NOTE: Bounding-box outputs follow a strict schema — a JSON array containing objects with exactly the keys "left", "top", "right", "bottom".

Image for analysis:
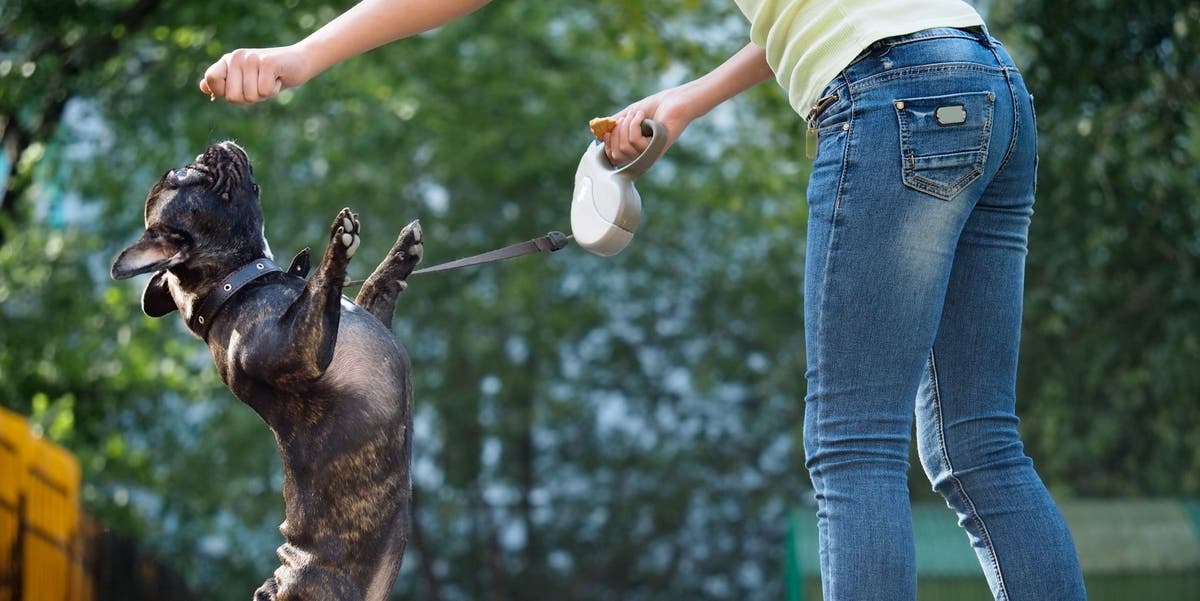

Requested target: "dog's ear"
[
  {"left": 141, "top": 271, "right": 178, "bottom": 317},
  {"left": 111, "top": 233, "right": 187, "bottom": 280}
]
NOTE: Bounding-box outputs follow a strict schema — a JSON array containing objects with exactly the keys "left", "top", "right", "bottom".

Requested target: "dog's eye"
[{"left": 157, "top": 227, "right": 191, "bottom": 245}]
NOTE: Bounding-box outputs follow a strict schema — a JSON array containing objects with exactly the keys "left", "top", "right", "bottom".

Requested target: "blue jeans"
[{"left": 803, "top": 28, "right": 1086, "bottom": 600}]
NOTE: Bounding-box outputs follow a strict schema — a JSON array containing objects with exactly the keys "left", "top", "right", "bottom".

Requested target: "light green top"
[{"left": 732, "top": 0, "right": 984, "bottom": 119}]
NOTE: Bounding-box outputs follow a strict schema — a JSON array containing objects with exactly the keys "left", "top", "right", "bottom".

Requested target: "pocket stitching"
[{"left": 895, "top": 92, "right": 995, "bottom": 201}]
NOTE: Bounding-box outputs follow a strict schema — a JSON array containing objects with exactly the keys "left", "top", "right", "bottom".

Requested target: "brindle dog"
[{"left": 111, "top": 141, "right": 421, "bottom": 601}]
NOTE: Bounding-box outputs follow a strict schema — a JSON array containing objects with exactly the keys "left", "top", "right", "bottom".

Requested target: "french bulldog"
[{"left": 111, "top": 141, "right": 421, "bottom": 601}]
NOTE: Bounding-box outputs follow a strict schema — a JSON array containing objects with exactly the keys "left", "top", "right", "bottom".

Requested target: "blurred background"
[{"left": 1, "top": 0, "right": 1198, "bottom": 599}]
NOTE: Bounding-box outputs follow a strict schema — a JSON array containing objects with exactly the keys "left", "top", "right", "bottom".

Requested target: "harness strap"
[{"left": 190, "top": 258, "right": 282, "bottom": 339}]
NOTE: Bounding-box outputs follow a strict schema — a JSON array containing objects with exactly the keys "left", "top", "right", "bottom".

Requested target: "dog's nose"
[{"left": 169, "top": 166, "right": 206, "bottom": 187}]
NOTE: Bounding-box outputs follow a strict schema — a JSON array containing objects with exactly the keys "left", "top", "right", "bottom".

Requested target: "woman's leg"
[
  {"left": 800, "top": 28, "right": 1080, "bottom": 600},
  {"left": 802, "top": 75, "right": 979, "bottom": 601},
  {"left": 913, "top": 49, "right": 1086, "bottom": 601}
]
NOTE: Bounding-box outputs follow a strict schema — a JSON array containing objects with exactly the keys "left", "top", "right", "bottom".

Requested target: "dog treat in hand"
[{"left": 589, "top": 117, "right": 618, "bottom": 140}]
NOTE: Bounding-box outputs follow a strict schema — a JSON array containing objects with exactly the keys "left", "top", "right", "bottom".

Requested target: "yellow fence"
[
  {"left": 0, "top": 408, "right": 192, "bottom": 601},
  {"left": 0, "top": 408, "right": 90, "bottom": 601}
]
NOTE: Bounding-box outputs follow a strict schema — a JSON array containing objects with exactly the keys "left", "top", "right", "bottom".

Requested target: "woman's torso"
[{"left": 732, "top": 0, "right": 984, "bottom": 118}]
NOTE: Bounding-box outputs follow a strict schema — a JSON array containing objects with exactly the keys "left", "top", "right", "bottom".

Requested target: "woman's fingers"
[
  {"left": 223, "top": 52, "right": 245, "bottom": 103},
  {"left": 259, "top": 56, "right": 282, "bottom": 99},
  {"left": 201, "top": 49, "right": 288, "bottom": 104},
  {"left": 201, "top": 54, "right": 230, "bottom": 99},
  {"left": 240, "top": 52, "right": 262, "bottom": 103},
  {"left": 606, "top": 110, "right": 650, "bottom": 164}
]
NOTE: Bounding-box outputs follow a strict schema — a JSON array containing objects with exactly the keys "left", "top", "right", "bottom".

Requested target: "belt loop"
[{"left": 975, "top": 24, "right": 995, "bottom": 48}]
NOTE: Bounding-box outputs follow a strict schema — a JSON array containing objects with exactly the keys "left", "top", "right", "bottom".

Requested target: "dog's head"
[{"left": 111, "top": 141, "right": 270, "bottom": 317}]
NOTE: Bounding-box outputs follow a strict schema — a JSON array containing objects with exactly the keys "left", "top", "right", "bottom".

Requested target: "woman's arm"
[
  {"left": 201, "top": 0, "right": 493, "bottom": 104},
  {"left": 605, "top": 43, "right": 773, "bottom": 164}
]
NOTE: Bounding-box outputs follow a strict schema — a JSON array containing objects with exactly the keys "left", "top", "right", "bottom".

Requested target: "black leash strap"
[{"left": 410, "top": 231, "right": 570, "bottom": 276}]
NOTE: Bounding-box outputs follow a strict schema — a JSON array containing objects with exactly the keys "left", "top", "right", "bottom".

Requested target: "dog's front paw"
[
  {"left": 331, "top": 208, "right": 361, "bottom": 259},
  {"left": 396, "top": 220, "right": 423, "bottom": 265},
  {"left": 352, "top": 218, "right": 424, "bottom": 324}
]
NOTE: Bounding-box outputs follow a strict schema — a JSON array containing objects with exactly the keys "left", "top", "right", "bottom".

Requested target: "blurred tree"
[
  {"left": 992, "top": 0, "right": 1200, "bottom": 496},
  {"left": 4, "top": 0, "right": 809, "bottom": 598}
]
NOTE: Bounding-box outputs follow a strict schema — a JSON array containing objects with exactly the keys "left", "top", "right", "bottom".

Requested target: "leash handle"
[
  {"left": 613, "top": 118, "right": 669, "bottom": 179},
  {"left": 412, "top": 231, "right": 568, "bottom": 275}
]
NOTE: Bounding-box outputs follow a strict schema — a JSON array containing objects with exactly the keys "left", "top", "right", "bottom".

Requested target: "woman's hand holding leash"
[{"left": 602, "top": 42, "right": 773, "bottom": 166}]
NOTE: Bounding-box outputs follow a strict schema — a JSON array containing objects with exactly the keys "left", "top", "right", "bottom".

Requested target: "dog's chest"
[{"left": 213, "top": 297, "right": 406, "bottom": 411}]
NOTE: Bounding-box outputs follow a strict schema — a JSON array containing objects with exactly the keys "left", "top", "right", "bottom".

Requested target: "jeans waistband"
[
  {"left": 876, "top": 26, "right": 994, "bottom": 48},
  {"left": 839, "top": 25, "right": 1016, "bottom": 87}
]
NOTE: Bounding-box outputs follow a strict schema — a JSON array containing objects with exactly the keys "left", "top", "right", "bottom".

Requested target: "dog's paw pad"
[
  {"left": 397, "top": 280, "right": 408, "bottom": 292},
  {"left": 331, "top": 208, "right": 361, "bottom": 258},
  {"left": 405, "top": 220, "right": 423, "bottom": 243},
  {"left": 396, "top": 220, "right": 423, "bottom": 262},
  {"left": 331, "top": 208, "right": 360, "bottom": 235},
  {"left": 343, "top": 274, "right": 353, "bottom": 287}
]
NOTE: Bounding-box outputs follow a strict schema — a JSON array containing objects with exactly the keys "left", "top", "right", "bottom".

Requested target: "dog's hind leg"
[{"left": 355, "top": 220, "right": 422, "bottom": 329}]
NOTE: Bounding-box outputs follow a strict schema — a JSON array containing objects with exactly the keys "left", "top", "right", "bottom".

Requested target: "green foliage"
[
  {"left": 2, "top": 0, "right": 1198, "bottom": 599},
  {"left": 7, "top": 0, "right": 809, "bottom": 598},
  {"left": 993, "top": 0, "right": 1200, "bottom": 496}
]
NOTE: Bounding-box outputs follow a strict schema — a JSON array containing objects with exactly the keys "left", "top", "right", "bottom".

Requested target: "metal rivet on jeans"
[{"left": 895, "top": 101, "right": 905, "bottom": 110}]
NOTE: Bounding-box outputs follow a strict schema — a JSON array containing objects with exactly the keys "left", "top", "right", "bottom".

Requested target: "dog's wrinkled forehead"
[{"left": 145, "top": 140, "right": 259, "bottom": 225}]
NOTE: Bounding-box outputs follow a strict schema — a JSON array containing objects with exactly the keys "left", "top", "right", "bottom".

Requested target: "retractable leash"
[
  {"left": 408, "top": 230, "right": 570, "bottom": 276},
  {"left": 570, "top": 118, "right": 668, "bottom": 256},
  {"left": 335, "top": 231, "right": 568, "bottom": 287},
  {"left": 342, "top": 118, "right": 669, "bottom": 282}
]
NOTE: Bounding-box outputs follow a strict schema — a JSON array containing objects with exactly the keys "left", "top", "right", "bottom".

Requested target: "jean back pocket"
[{"left": 894, "top": 91, "right": 995, "bottom": 200}]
